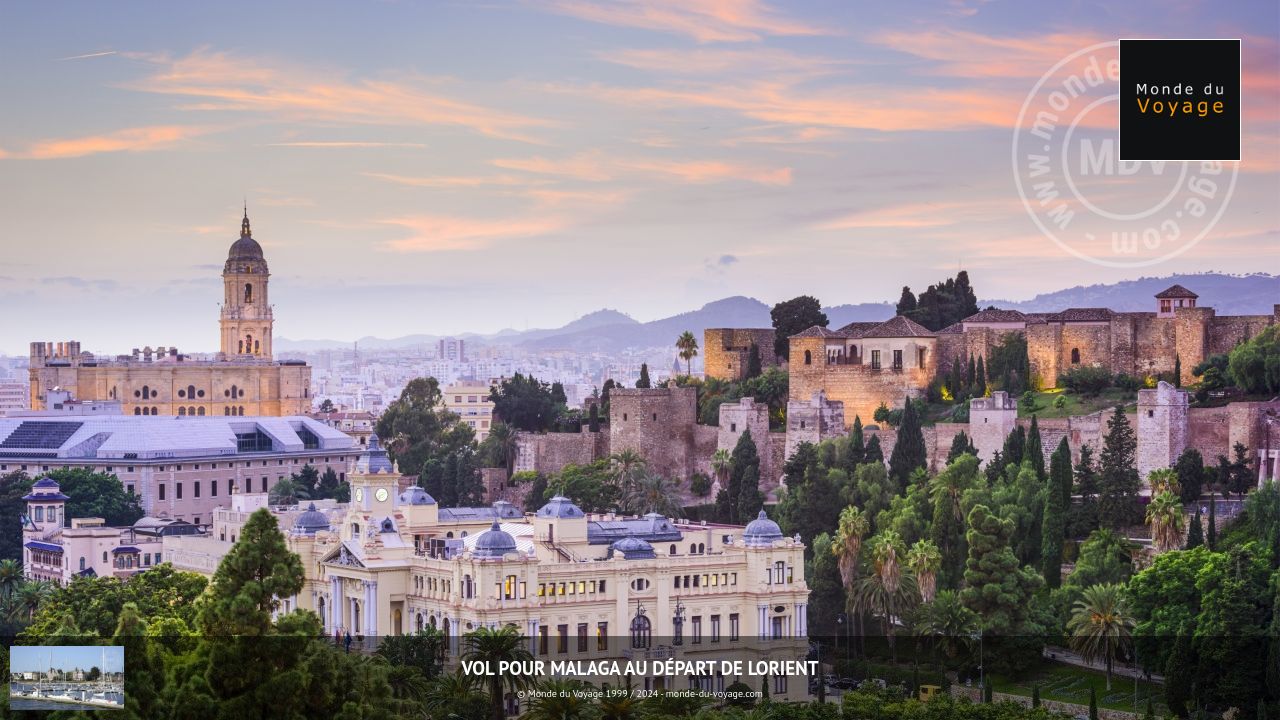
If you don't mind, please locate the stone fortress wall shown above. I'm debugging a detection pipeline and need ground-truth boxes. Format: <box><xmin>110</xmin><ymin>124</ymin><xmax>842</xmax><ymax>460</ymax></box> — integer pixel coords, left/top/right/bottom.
<box><xmin>703</xmin><ymin>328</ymin><xmax>778</xmax><ymax>382</ymax></box>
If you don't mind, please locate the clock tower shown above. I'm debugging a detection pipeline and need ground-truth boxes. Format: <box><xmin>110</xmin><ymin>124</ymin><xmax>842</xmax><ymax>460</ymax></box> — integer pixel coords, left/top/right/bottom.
<box><xmin>347</xmin><ymin>434</ymin><xmax>400</xmax><ymax>524</ymax></box>
<box><xmin>220</xmin><ymin>206</ymin><xmax>274</xmax><ymax>358</ymax></box>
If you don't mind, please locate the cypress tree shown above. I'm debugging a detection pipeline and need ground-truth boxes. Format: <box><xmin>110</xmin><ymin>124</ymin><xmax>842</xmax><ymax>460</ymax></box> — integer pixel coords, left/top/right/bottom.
<box><xmin>1174</xmin><ymin>356</ymin><xmax>1182</xmax><ymax>388</ymax></box>
<box><xmin>728</xmin><ymin>429</ymin><xmax>760</xmax><ymax>523</ymax></box>
<box><xmin>1032</xmin><ymin>684</ymin><xmax>1041</xmax><ymax>708</ymax></box>
<box><xmin>1207</xmin><ymin>495</ymin><xmax>1217</xmax><ymax>549</ymax></box>
<box><xmin>847</xmin><ymin>416</ymin><xmax>866</xmax><ymax>469</ymax></box>
<box><xmin>865</xmin><ymin>434</ymin><xmax>884</xmax><ymax>464</ymax></box>
<box><xmin>588</xmin><ymin>403</ymin><xmax>600</xmax><ymax>432</ymax></box>
<box><xmin>636</xmin><ymin>363</ymin><xmax>651</xmax><ymax>389</ymax></box>
<box><xmin>975</xmin><ymin>356</ymin><xmax>987</xmax><ymax>396</ymax></box>
<box><xmin>1185</xmin><ymin>509</ymin><xmax>1203</xmax><ymax>549</ymax></box>
<box><xmin>1003</xmin><ymin>425</ymin><xmax>1026</xmax><ymax>471</ymax></box>
<box><xmin>1041</xmin><ymin>437</ymin><xmax>1071</xmax><ymax>588</ymax></box>
<box><xmin>746</xmin><ymin>343</ymin><xmax>763</xmax><ymax>379</ymax></box>
<box><xmin>738</xmin><ymin>465</ymin><xmax>763</xmax><ymax>521</ymax></box>
<box><xmin>951</xmin><ymin>356</ymin><xmax>964</xmax><ymax>398</ymax></box>
<box><xmin>1025</xmin><ymin>415</ymin><xmax>1045</xmax><ymax>480</ymax></box>
<box><xmin>1097</xmin><ymin>406</ymin><xmax>1140</xmax><ymax>530</ymax></box>
<box><xmin>947</xmin><ymin>431</ymin><xmax>977</xmax><ymax>464</ymax></box>
<box><xmin>889</xmin><ymin>398</ymin><xmax>927</xmax><ymax>491</ymax></box>
<box><xmin>967</xmin><ymin>354</ymin><xmax>976</xmax><ymax>390</ymax></box>
<box><xmin>985</xmin><ymin>450</ymin><xmax>1005</xmax><ymax>485</ymax></box>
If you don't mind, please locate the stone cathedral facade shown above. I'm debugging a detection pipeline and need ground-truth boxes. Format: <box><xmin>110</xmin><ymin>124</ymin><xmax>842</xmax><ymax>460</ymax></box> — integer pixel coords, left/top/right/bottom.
<box><xmin>27</xmin><ymin>210</ymin><xmax>312</xmax><ymax>417</ymax></box>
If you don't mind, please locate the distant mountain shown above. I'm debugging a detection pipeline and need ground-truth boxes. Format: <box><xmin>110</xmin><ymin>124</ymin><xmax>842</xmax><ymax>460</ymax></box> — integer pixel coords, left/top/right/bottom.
<box><xmin>275</xmin><ymin>273</ymin><xmax>1277</xmax><ymax>353</ymax></box>
<box><xmin>984</xmin><ymin>273</ymin><xmax>1279</xmax><ymax>315</ymax></box>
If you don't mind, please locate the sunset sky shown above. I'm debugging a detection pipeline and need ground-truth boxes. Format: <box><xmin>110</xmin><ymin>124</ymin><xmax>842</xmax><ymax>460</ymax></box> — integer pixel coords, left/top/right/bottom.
<box><xmin>1</xmin><ymin>0</ymin><xmax>1277</xmax><ymax>354</ymax></box>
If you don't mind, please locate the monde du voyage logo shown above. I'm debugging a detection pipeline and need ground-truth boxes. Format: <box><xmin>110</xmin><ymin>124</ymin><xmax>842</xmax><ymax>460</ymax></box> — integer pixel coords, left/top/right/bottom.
<box><xmin>1120</xmin><ymin>39</ymin><xmax>1241</xmax><ymax>161</ymax></box>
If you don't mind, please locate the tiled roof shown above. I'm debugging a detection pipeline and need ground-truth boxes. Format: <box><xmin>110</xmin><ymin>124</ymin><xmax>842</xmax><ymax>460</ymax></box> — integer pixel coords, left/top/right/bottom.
<box><xmin>835</xmin><ymin>321</ymin><xmax>882</xmax><ymax>338</ymax></box>
<box><xmin>937</xmin><ymin>322</ymin><xmax>964</xmax><ymax>335</ymax></box>
<box><xmin>24</xmin><ymin>541</ymin><xmax>63</xmax><ymax>553</ymax></box>
<box><xmin>1023</xmin><ymin>313</ymin><xmax>1051</xmax><ymax>325</ymax></box>
<box><xmin>1046</xmin><ymin>308</ymin><xmax>1116</xmax><ymax>323</ymax></box>
<box><xmin>862</xmin><ymin>316</ymin><xmax>936</xmax><ymax>338</ymax></box>
<box><xmin>962</xmin><ymin>308</ymin><xmax>1027</xmax><ymax>324</ymax></box>
<box><xmin>789</xmin><ymin>325</ymin><xmax>843</xmax><ymax>339</ymax></box>
<box><xmin>1155</xmin><ymin>284</ymin><xmax>1198</xmax><ymax>299</ymax></box>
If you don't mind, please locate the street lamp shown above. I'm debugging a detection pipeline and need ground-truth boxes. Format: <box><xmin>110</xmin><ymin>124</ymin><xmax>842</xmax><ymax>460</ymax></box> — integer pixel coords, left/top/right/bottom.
<box><xmin>836</xmin><ymin>614</ymin><xmax>845</xmax><ymax>661</ymax></box>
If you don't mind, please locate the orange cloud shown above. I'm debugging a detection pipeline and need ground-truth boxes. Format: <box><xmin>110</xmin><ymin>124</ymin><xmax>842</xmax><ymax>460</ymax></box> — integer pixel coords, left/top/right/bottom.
<box><xmin>598</xmin><ymin>47</ymin><xmax>853</xmax><ymax>77</ymax></box>
<box><xmin>363</xmin><ymin>172</ymin><xmax>548</xmax><ymax>188</ymax></box>
<box><xmin>541</xmin><ymin>0</ymin><xmax>835</xmax><ymax>43</ymax></box>
<box><xmin>872</xmin><ymin>29</ymin><xmax>1107</xmax><ymax>79</ymax></box>
<box><xmin>492</xmin><ymin>150</ymin><xmax>792</xmax><ymax>185</ymax></box>
<box><xmin>379</xmin><ymin>214</ymin><xmax>569</xmax><ymax>252</ymax></box>
<box><xmin>16</xmin><ymin>125</ymin><xmax>206</xmax><ymax>159</ymax></box>
<box><xmin>265</xmin><ymin>141</ymin><xmax>428</xmax><ymax>149</ymax></box>
<box><xmin>816</xmin><ymin>199</ymin><xmax>1024</xmax><ymax>231</ymax></box>
<box><xmin>125</xmin><ymin>49</ymin><xmax>552</xmax><ymax>142</ymax></box>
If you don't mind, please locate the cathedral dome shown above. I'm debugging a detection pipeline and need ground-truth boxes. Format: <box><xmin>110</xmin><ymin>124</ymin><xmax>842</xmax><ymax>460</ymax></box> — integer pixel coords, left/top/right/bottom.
<box><xmin>609</xmin><ymin>536</ymin><xmax>655</xmax><ymax>560</ymax></box>
<box><xmin>742</xmin><ymin>510</ymin><xmax>783</xmax><ymax>547</ymax></box>
<box><xmin>225</xmin><ymin>209</ymin><xmax>267</xmax><ymax>269</ymax></box>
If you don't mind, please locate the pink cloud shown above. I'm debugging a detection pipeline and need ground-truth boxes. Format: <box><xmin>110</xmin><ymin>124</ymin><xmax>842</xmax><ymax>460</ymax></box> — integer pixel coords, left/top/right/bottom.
<box><xmin>492</xmin><ymin>150</ymin><xmax>792</xmax><ymax>185</ymax></box>
<box><xmin>14</xmin><ymin>125</ymin><xmax>207</xmax><ymax>159</ymax></box>
<box><xmin>362</xmin><ymin>172</ymin><xmax>550</xmax><ymax>188</ymax></box>
<box><xmin>124</xmin><ymin>49</ymin><xmax>552</xmax><ymax>143</ymax></box>
<box><xmin>379</xmin><ymin>214</ymin><xmax>570</xmax><ymax>252</ymax></box>
<box><xmin>541</xmin><ymin>0</ymin><xmax>835</xmax><ymax>43</ymax></box>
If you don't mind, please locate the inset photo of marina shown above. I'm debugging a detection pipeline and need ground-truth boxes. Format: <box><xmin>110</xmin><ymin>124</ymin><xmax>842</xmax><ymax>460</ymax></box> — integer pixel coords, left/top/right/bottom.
<box><xmin>8</xmin><ymin>645</ymin><xmax>124</xmax><ymax>711</ymax></box>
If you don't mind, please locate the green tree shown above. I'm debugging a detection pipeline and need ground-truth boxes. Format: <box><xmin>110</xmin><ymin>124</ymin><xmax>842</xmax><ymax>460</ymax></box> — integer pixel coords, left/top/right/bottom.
<box><xmin>888</xmin><ymin>397</ymin><xmax>927</xmax><ymax>491</ymax></box>
<box><xmin>676</xmin><ymin>331</ymin><xmax>699</xmax><ymax>376</ymax></box>
<box><xmin>988</xmin><ymin>332</ymin><xmax>1032</xmax><ymax>395</ymax></box>
<box><xmin>1067</xmin><ymin>529</ymin><xmax>1134</xmax><ymax>588</ymax></box>
<box><xmin>770</xmin><ymin>295</ymin><xmax>828</xmax><ymax>359</ymax></box>
<box><xmin>833</xmin><ymin>506</ymin><xmax>869</xmax><ymax>591</ymax></box>
<box><xmin>1145</xmin><ymin>491</ymin><xmax>1185</xmax><ymax>553</ymax></box>
<box><xmin>462</xmin><ymin>625</ymin><xmax>534</xmax><ymax>720</ymax></box>
<box><xmin>1067</xmin><ymin>584</ymin><xmax>1133</xmax><ymax>690</ymax></box>
<box><xmin>1025</xmin><ymin>415</ymin><xmax>1045</xmax><ymax>479</ymax></box>
<box><xmin>377</xmin><ymin>377</ymin><xmax>476</xmax><ymax>474</ymax></box>
<box><xmin>315</xmin><ymin>467</ymin><xmax>344</xmax><ymax>501</ymax></box>
<box><xmin>46</xmin><ymin>467</ymin><xmax>145</xmax><ymax>527</ymax></box>
<box><xmin>896</xmin><ymin>286</ymin><xmax>918</xmax><ymax>315</ymax></box>
<box><xmin>930</xmin><ymin>454</ymin><xmax>982</xmax><ymax>590</ymax></box>
<box><xmin>317</xmin><ymin>398</ymin><xmax>336</xmax><ymax>413</ymax></box>
<box><xmin>1041</xmin><ymin>438</ymin><xmax>1071</xmax><ymax>588</ymax></box>
<box><xmin>1174</xmin><ymin>447</ymin><xmax>1204</xmax><ymax>504</ymax></box>
<box><xmin>1227</xmin><ymin>324</ymin><xmax>1280</xmax><ymax>394</ymax></box>
<box><xmin>898</xmin><ymin>272</ymin><xmax>979</xmax><ymax>331</ymax></box>
<box><xmin>588</xmin><ymin>403</ymin><xmax>600</xmax><ymax>432</ymax></box>
<box><xmin>727</xmin><ymin>429</ymin><xmax>760</xmax><ymax>524</ymax></box>
<box><xmin>746</xmin><ymin>343</ymin><xmax>763</xmax><ymax>379</ymax></box>
<box><xmin>1206</xmin><ymin>494</ymin><xmax>1217</xmax><ymax>550</ymax></box>
<box><xmin>906</xmin><ymin>539</ymin><xmax>941</xmax><ymax>603</ymax></box>
<box><xmin>1097</xmin><ymin>406</ymin><xmax>1140</xmax><ymax>530</ymax></box>
<box><xmin>960</xmin><ymin>505</ymin><xmax>1043</xmax><ymax>670</ymax></box>
<box><xmin>947</xmin><ymin>431</ymin><xmax>977</xmax><ymax>464</ymax></box>
<box><xmin>851</xmin><ymin>530</ymin><xmax>918</xmax><ymax>655</ymax></box>
<box><xmin>636</xmin><ymin>363</ymin><xmax>652</xmax><ymax>389</ymax></box>
<box><xmin>487</xmin><ymin>373</ymin><xmax>564</xmax><ymax>433</ymax></box>
<box><xmin>268</xmin><ymin>477</ymin><xmax>308</xmax><ymax>505</ymax></box>
<box><xmin>865</xmin><ymin>434</ymin><xmax>884</xmax><ymax>464</ymax></box>
<box><xmin>291</xmin><ymin>463</ymin><xmax>321</xmax><ymax>496</ymax></box>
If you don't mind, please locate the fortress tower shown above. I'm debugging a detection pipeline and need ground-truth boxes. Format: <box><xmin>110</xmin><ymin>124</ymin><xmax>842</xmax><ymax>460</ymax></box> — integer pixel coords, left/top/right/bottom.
<box><xmin>1137</xmin><ymin>380</ymin><xmax>1189</xmax><ymax>489</ymax></box>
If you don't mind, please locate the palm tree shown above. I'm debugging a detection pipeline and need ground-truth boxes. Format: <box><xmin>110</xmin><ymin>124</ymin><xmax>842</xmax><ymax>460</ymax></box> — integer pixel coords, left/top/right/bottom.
<box><xmin>676</xmin><ymin>331</ymin><xmax>699</xmax><ymax>376</ymax></box>
<box><xmin>462</xmin><ymin>625</ymin><xmax>534</xmax><ymax>720</ymax></box>
<box><xmin>912</xmin><ymin>590</ymin><xmax>979</xmax><ymax>661</ymax></box>
<box><xmin>0</xmin><ymin>559</ymin><xmax>22</xmax><ymax>600</ymax></box>
<box><xmin>8</xmin><ymin>580</ymin><xmax>54</xmax><ymax>623</ymax></box>
<box><xmin>1146</xmin><ymin>468</ymin><xmax>1181</xmax><ymax>497</ymax></box>
<box><xmin>424</xmin><ymin>671</ymin><xmax>486</xmax><ymax>717</ymax></box>
<box><xmin>1067</xmin><ymin>583</ymin><xmax>1134</xmax><ymax>691</ymax></box>
<box><xmin>851</xmin><ymin>530</ymin><xmax>919</xmax><ymax>659</ymax></box>
<box><xmin>870</xmin><ymin>530</ymin><xmax>905</xmax><ymax>593</ymax></box>
<box><xmin>906</xmin><ymin>539</ymin><xmax>942</xmax><ymax>603</ymax></box>
<box><xmin>624</xmin><ymin>473</ymin><xmax>684</xmax><ymax>517</ymax></box>
<box><xmin>609</xmin><ymin>450</ymin><xmax>647</xmax><ymax>493</ymax></box>
<box><xmin>598</xmin><ymin>693</ymin><xmax>638</xmax><ymax>720</ymax></box>
<box><xmin>486</xmin><ymin>421</ymin><xmax>519</xmax><ymax>475</ymax></box>
<box><xmin>832</xmin><ymin>506</ymin><xmax>869</xmax><ymax>588</ymax></box>
<box><xmin>711</xmin><ymin>449</ymin><xmax>732</xmax><ymax>493</ymax></box>
<box><xmin>1145</xmin><ymin>490</ymin><xmax>1186</xmax><ymax>553</ymax></box>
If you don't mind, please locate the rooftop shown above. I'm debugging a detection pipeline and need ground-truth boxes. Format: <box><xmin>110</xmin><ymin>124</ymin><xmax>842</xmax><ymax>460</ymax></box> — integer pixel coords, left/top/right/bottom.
<box><xmin>1155</xmin><ymin>284</ymin><xmax>1199</xmax><ymax>299</ymax></box>
<box><xmin>0</xmin><ymin>415</ymin><xmax>354</xmax><ymax>460</ymax></box>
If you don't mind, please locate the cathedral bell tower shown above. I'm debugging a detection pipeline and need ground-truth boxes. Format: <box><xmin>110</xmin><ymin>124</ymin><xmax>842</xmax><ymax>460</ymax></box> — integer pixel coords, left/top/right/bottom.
<box><xmin>220</xmin><ymin>206</ymin><xmax>274</xmax><ymax>358</ymax></box>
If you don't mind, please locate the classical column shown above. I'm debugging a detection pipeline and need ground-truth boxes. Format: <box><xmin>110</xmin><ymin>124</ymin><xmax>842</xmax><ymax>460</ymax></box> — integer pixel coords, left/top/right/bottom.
<box><xmin>449</xmin><ymin>616</ymin><xmax>460</xmax><ymax>657</ymax></box>
<box><xmin>330</xmin><ymin>577</ymin><xmax>341</xmax><ymax>632</ymax></box>
<box><xmin>1261</xmin><ymin>450</ymin><xmax>1269</xmax><ymax>485</ymax></box>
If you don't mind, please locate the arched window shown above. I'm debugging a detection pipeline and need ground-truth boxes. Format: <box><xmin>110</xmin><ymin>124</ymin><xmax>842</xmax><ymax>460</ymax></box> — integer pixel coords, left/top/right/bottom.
<box><xmin>254</xmin><ymin>339</ymin><xmax>260</xmax><ymax>354</ymax></box>
<box><xmin>1071</xmin><ymin>348</ymin><xmax>1081</xmax><ymax>364</ymax></box>
<box><xmin>698</xmin><ymin>543</ymin><xmax>705</xmax><ymax>554</ymax></box>
<box><xmin>134</xmin><ymin>407</ymin><xmax>142</xmax><ymax>416</ymax></box>
<box><xmin>79</xmin><ymin>557</ymin><xmax>85</xmax><ymax>571</ymax></box>
<box><xmin>102</xmin><ymin>551</ymin><xmax>108</xmax><ymax>563</ymax></box>
<box><xmin>463</xmin><ymin>575</ymin><xmax>474</xmax><ymax>598</ymax></box>
<box><xmin>197</xmin><ymin>407</ymin><xmax>205</xmax><ymax>416</ymax></box>
<box><xmin>238</xmin><ymin>340</ymin><xmax>244</xmax><ymax>353</ymax></box>
<box><xmin>33</xmin><ymin>507</ymin><xmax>43</xmax><ymax>522</ymax></box>
<box><xmin>803</xmin><ymin>350</ymin><xmax>812</xmax><ymax>365</ymax></box>
<box><xmin>189</xmin><ymin>406</ymin><xmax>196</xmax><ymax>416</ymax></box>
<box><xmin>670</xmin><ymin>544</ymin><xmax>677</xmax><ymax>556</ymax></box>
<box><xmin>630</xmin><ymin>612</ymin><xmax>652</xmax><ymax>649</ymax></box>
<box><xmin>245</xmin><ymin>334</ymin><xmax>254</xmax><ymax>354</ymax></box>
<box><xmin>244</xmin><ymin>283</ymin><xmax>253</xmax><ymax>303</ymax></box>
<box><xmin>416</xmin><ymin>614</ymin><xmax>423</xmax><ymax>633</ymax></box>
<box><xmin>142</xmin><ymin>385</ymin><xmax>151</xmax><ymax>399</ymax></box>
<box><xmin>187</xmin><ymin>385</ymin><xmax>196</xmax><ymax>400</ymax></box>
<box><xmin>178</xmin><ymin>407</ymin><xmax>186</xmax><ymax>416</ymax></box>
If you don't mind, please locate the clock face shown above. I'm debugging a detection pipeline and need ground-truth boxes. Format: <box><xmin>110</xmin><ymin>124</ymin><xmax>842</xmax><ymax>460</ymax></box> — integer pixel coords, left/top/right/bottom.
<box><xmin>375</xmin><ymin>488</ymin><xmax>389</xmax><ymax>502</ymax></box>
<box><xmin>355</xmin><ymin>488</ymin><xmax>364</xmax><ymax>502</ymax></box>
